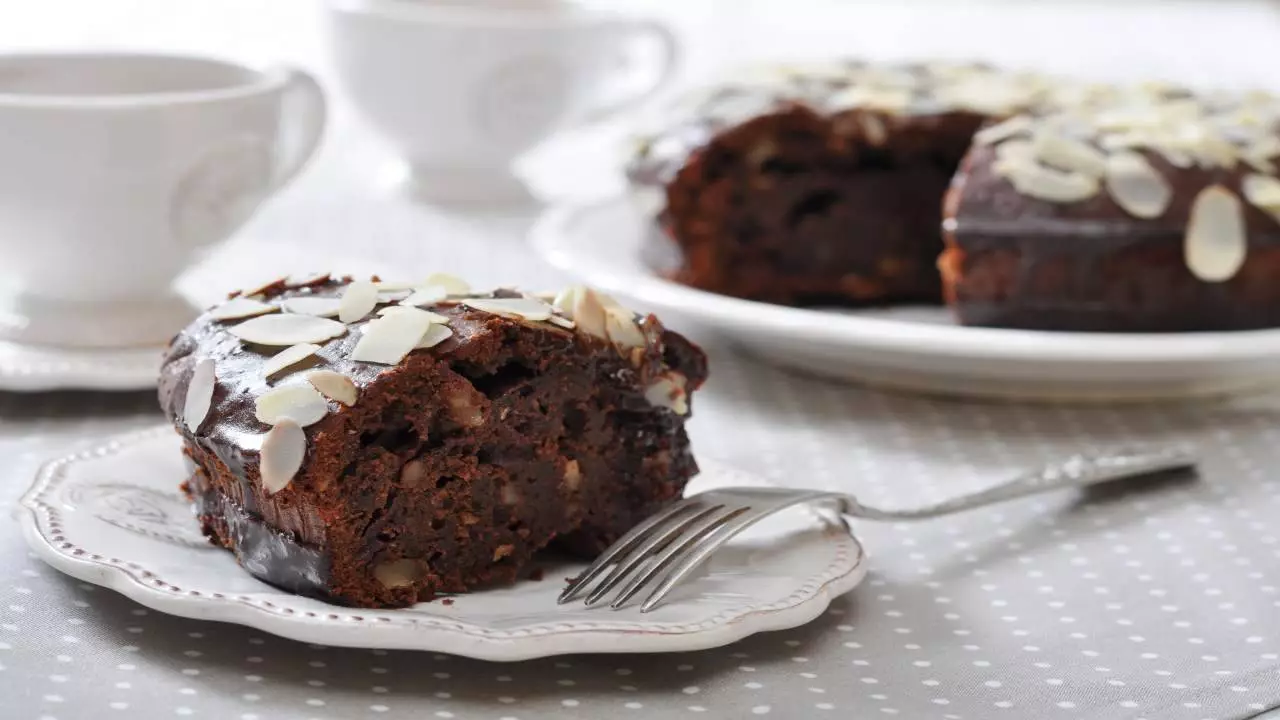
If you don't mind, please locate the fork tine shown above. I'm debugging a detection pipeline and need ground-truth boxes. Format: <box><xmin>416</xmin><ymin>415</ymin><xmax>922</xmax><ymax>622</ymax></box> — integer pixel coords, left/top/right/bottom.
<box><xmin>608</xmin><ymin>505</ymin><xmax>750</xmax><ymax>610</ymax></box>
<box><xmin>583</xmin><ymin>503</ymin><xmax>728</xmax><ymax>606</ymax></box>
<box><xmin>558</xmin><ymin>499</ymin><xmax>702</xmax><ymax>604</ymax></box>
<box><xmin>639</xmin><ymin>505</ymin><xmax>776</xmax><ymax>613</ymax></box>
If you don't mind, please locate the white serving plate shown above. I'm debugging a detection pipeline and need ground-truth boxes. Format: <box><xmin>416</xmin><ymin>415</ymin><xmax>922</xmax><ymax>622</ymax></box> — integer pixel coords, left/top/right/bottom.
<box><xmin>0</xmin><ymin>340</ymin><xmax>161</xmax><ymax>391</ymax></box>
<box><xmin>19</xmin><ymin>427</ymin><xmax>866</xmax><ymax>660</ymax></box>
<box><xmin>531</xmin><ymin>196</ymin><xmax>1280</xmax><ymax>402</ymax></box>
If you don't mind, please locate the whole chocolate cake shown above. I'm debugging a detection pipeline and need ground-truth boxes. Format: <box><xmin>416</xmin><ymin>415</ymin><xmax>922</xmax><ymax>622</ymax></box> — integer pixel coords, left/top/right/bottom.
<box><xmin>158</xmin><ymin>275</ymin><xmax>708</xmax><ymax>608</ymax></box>
<box><xmin>628</xmin><ymin>62</ymin><xmax>1280</xmax><ymax>332</ymax></box>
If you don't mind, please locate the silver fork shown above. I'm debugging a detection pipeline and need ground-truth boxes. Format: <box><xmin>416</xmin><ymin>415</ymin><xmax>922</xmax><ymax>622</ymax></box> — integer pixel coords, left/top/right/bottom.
<box><xmin>559</xmin><ymin>446</ymin><xmax>1196</xmax><ymax>613</ymax></box>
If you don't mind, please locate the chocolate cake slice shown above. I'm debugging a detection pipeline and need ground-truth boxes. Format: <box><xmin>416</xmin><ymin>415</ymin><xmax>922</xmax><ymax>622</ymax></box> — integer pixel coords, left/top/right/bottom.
<box><xmin>626</xmin><ymin>61</ymin><xmax>1053</xmax><ymax>306</ymax></box>
<box><xmin>158</xmin><ymin>275</ymin><xmax>708</xmax><ymax>608</ymax></box>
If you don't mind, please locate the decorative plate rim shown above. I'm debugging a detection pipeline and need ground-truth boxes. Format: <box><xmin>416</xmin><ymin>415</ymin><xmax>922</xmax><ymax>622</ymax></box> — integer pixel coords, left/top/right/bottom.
<box><xmin>529</xmin><ymin>195</ymin><xmax>1280</xmax><ymax>365</ymax></box>
<box><xmin>19</xmin><ymin>426</ymin><xmax>869</xmax><ymax>660</ymax></box>
<box><xmin>0</xmin><ymin>340</ymin><xmax>160</xmax><ymax>391</ymax></box>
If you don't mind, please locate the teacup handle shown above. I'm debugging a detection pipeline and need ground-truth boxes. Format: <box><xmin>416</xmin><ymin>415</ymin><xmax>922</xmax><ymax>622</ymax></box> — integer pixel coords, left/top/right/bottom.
<box><xmin>576</xmin><ymin>18</ymin><xmax>681</xmax><ymax>126</ymax></box>
<box><xmin>271</xmin><ymin>67</ymin><xmax>328</xmax><ymax>189</ymax></box>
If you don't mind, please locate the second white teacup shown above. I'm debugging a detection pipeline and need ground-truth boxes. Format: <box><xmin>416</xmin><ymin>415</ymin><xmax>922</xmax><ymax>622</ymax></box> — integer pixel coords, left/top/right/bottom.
<box><xmin>326</xmin><ymin>0</ymin><xmax>680</xmax><ymax>203</ymax></box>
<box><xmin>0</xmin><ymin>53</ymin><xmax>326</xmax><ymax>348</ymax></box>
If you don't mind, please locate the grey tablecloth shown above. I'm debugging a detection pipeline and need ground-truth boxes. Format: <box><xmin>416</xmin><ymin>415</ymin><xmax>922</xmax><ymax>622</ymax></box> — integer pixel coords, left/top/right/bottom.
<box><xmin>5</xmin><ymin>367</ymin><xmax>1280</xmax><ymax>720</ymax></box>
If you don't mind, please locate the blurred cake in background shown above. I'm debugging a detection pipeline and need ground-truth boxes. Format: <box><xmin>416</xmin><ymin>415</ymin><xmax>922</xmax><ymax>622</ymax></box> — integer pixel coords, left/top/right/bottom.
<box><xmin>627</xmin><ymin>62</ymin><xmax>1280</xmax><ymax>332</ymax></box>
<box><xmin>943</xmin><ymin>88</ymin><xmax>1280</xmax><ymax>331</ymax></box>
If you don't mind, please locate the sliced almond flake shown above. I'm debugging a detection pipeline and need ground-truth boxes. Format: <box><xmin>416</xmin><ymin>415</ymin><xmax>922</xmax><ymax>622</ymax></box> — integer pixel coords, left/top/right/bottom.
<box><xmin>255</xmin><ymin>383</ymin><xmax>331</xmax><ymax>427</ymax></box>
<box><xmin>463</xmin><ymin>297</ymin><xmax>553</xmax><ymax>322</ymax></box>
<box><xmin>373</xmin><ymin>280</ymin><xmax>420</xmax><ymax>291</ymax></box>
<box><xmin>571</xmin><ymin>288</ymin><xmax>608</xmax><ymax>339</ymax></box>
<box><xmin>285</xmin><ymin>272</ymin><xmax>329</xmax><ymax>288</ymax></box>
<box><xmin>1104</xmin><ymin>151</ymin><xmax>1172</xmax><ymax>219</ymax></box>
<box><xmin>1164</xmin><ymin>98</ymin><xmax>1207</xmax><ymax>121</ymax></box>
<box><xmin>424</xmin><ymin>273</ymin><xmax>471</xmax><ymax>296</ymax></box>
<box><xmin>1098</xmin><ymin>130</ymin><xmax>1194</xmax><ymax>165</ymax></box>
<box><xmin>1241</xmin><ymin>136</ymin><xmax>1280</xmax><ymax>173</ymax></box>
<box><xmin>1216</xmin><ymin>116</ymin><xmax>1265</xmax><ymax>145</ymax></box>
<box><xmin>281</xmin><ymin>296</ymin><xmax>341</xmax><ymax>318</ymax></box>
<box><xmin>1242</xmin><ymin>174</ymin><xmax>1280</xmax><ymax>213</ymax></box>
<box><xmin>377</xmin><ymin>289</ymin><xmax>412</xmax><ymax>303</ymax></box>
<box><xmin>973</xmin><ymin>115</ymin><xmax>1033</xmax><ymax>146</ymax></box>
<box><xmin>183</xmin><ymin>359</ymin><xmax>216</xmax><ymax>433</ymax></box>
<box><xmin>994</xmin><ymin>139</ymin><xmax>1034</xmax><ymax>166</ymax></box>
<box><xmin>1184</xmin><ymin>184</ymin><xmax>1247</xmax><ymax>282</ymax></box>
<box><xmin>939</xmin><ymin>77</ymin><xmax>1025</xmax><ymax>115</ymax></box>
<box><xmin>999</xmin><ymin>161</ymin><xmax>1099</xmax><ymax>203</ymax></box>
<box><xmin>239</xmin><ymin>276</ymin><xmax>287</xmax><ymax>299</ymax></box>
<box><xmin>547</xmin><ymin>315</ymin><xmax>576</xmax><ymax>330</ymax></box>
<box><xmin>1098</xmin><ymin>132</ymin><xmax>1141</xmax><ymax>151</ymax></box>
<box><xmin>263</xmin><ymin>343</ymin><xmax>321</xmax><ymax>379</ymax></box>
<box><xmin>1042</xmin><ymin>113</ymin><xmax>1094</xmax><ymax>140</ymax></box>
<box><xmin>209</xmin><ymin>297</ymin><xmax>278</xmax><ymax>322</ymax></box>
<box><xmin>350</xmin><ymin>312</ymin><xmax>434</xmax><ymax>365</ymax></box>
<box><xmin>377</xmin><ymin>306</ymin><xmax>449</xmax><ymax>323</ymax></box>
<box><xmin>552</xmin><ymin>286</ymin><xmax>580</xmax><ymax>315</ymax></box>
<box><xmin>260</xmin><ymin>419</ymin><xmax>305</xmax><ymax>495</ymax></box>
<box><xmin>826</xmin><ymin>85</ymin><xmax>912</xmax><ymax>114</ymax></box>
<box><xmin>338</xmin><ymin>280</ymin><xmax>378</xmax><ymax>324</ymax></box>
<box><xmin>1032</xmin><ymin>130</ymin><xmax>1107</xmax><ymax>177</ymax></box>
<box><xmin>603</xmin><ymin>306</ymin><xmax>646</xmax><ymax>348</ymax></box>
<box><xmin>228</xmin><ymin>314</ymin><xmax>346</xmax><ymax>346</ymax></box>
<box><xmin>1192</xmin><ymin>137</ymin><xmax>1240</xmax><ymax>169</ymax></box>
<box><xmin>305</xmin><ymin>370</ymin><xmax>358</xmax><ymax>406</ymax></box>
<box><xmin>644</xmin><ymin>374</ymin><xmax>689</xmax><ymax>415</ymax></box>
<box><xmin>400</xmin><ymin>286</ymin><xmax>448</xmax><ymax>308</ymax></box>
<box><xmin>1149</xmin><ymin>144</ymin><xmax>1195</xmax><ymax>169</ymax></box>
<box><xmin>415</xmin><ymin>323</ymin><xmax>453</xmax><ymax>349</ymax></box>
<box><xmin>1247</xmin><ymin>135</ymin><xmax>1280</xmax><ymax>160</ymax></box>
<box><xmin>1093</xmin><ymin>110</ymin><xmax>1152</xmax><ymax>134</ymax></box>
<box><xmin>1241</xmin><ymin>152</ymin><xmax>1276</xmax><ymax>175</ymax></box>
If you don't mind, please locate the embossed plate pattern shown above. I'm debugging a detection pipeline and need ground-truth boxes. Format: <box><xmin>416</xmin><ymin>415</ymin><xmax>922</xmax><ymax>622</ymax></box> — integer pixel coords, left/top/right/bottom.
<box><xmin>19</xmin><ymin>427</ymin><xmax>867</xmax><ymax>660</ymax></box>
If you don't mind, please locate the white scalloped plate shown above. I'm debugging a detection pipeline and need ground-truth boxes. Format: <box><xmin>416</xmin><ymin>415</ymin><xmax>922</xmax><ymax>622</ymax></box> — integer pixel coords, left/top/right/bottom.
<box><xmin>19</xmin><ymin>427</ymin><xmax>867</xmax><ymax>660</ymax></box>
<box><xmin>0</xmin><ymin>340</ymin><xmax>161</xmax><ymax>391</ymax></box>
<box><xmin>530</xmin><ymin>196</ymin><xmax>1280</xmax><ymax>401</ymax></box>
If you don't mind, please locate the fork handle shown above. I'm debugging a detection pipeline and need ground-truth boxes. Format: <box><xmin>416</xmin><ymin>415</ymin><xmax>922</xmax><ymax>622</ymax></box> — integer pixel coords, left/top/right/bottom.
<box><xmin>840</xmin><ymin>446</ymin><xmax>1197</xmax><ymax>521</ymax></box>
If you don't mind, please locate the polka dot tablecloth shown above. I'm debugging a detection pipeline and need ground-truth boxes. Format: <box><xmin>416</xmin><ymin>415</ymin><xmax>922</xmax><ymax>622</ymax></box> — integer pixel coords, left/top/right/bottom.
<box><xmin>6</xmin><ymin>366</ymin><xmax>1280</xmax><ymax>720</ymax></box>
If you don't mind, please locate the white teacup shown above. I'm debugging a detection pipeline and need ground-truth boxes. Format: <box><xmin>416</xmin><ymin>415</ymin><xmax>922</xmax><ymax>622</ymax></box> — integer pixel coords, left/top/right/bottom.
<box><xmin>0</xmin><ymin>53</ymin><xmax>327</xmax><ymax>348</ymax></box>
<box><xmin>325</xmin><ymin>0</ymin><xmax>680</xmax><ymax>204</ymax></box>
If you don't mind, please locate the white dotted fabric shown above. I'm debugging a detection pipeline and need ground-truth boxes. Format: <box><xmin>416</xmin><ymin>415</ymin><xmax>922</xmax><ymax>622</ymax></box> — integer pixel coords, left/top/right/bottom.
<box><xmin>6</xmin><ymin>359</ymin><xmax>1280</xmax><ymax>719</ymax></box>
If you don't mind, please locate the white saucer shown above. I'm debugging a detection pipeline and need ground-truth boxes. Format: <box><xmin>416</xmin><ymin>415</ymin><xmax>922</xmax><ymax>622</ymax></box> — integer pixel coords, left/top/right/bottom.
<box><xmin>19</xmin><ymin>427</ymin><xmax>867</xmax><ymax>660</ymax></box>
<box><xmin>0</xmin><ymin>339</ymin><xmax>161</xmax><ymax>392</ymax></box>
<box><xmin>531</xmin><ymin>196</ymin><xmax>1280</xmax><ymax>402</ymax></box>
